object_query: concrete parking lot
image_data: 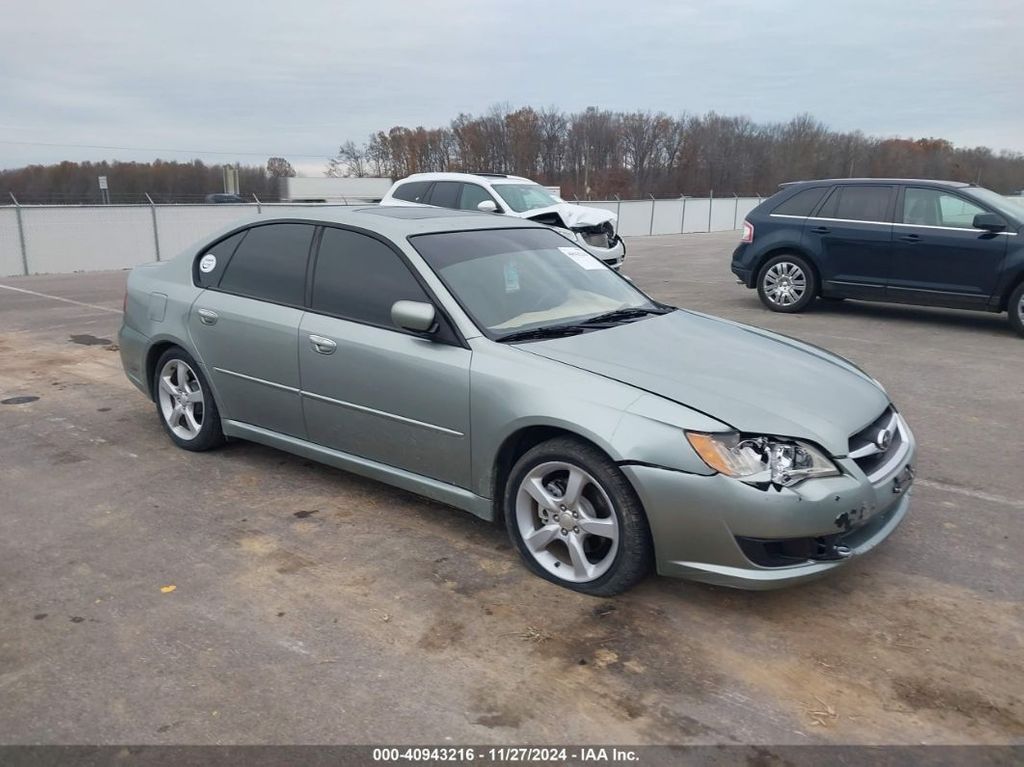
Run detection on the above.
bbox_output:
[1,231,1021,746]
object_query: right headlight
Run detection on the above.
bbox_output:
[685,431,840,487]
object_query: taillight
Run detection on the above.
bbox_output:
[741,220,754,243]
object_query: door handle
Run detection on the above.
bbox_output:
[810,226,830,234]
[197,308,218,325]
[308,334,337,355]
[899,234,921,243]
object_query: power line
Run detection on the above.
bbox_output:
[0,139,330,159]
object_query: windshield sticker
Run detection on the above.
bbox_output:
[199,254,217,273]
[558,246,604,270]
[504,261,520,293]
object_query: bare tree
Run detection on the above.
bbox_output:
[311,104,1024,198]
[266,157,296,178]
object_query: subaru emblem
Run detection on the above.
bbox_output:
[875,428,893,451]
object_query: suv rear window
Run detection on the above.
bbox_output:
[428,181,461,209]
[772,187,827,217]
[816,185,892,222]
[391,181,430,203]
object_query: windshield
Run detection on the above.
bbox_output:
[967,186,1023,223]
[492,183,562,213]
[410,228,659,338]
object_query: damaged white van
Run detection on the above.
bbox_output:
[380,172,626,268]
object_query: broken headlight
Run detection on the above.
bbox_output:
[685,432,839,487]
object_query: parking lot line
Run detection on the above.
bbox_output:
[0,282,123,314]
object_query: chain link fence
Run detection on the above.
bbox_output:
[1,195,754,276]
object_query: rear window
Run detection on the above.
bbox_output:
[428,181,461,209]
[816,185,892,222]
[391,181,430,203]
[217,223,314,306]
[772,187,827,217]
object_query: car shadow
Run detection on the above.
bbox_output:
[809,297,1013,336]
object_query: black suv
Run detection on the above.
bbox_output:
[731,179,1024,337]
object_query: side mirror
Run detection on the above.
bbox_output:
[391,300,436,334]
[477,199,499,213]
[973,212,1006,231]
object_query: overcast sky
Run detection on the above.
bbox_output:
[1,0,1020,175]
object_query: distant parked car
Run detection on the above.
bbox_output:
[205,193,246,204]
[732,179,1024,336]
[380,172,625,268]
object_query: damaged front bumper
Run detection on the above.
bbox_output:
[571,230,625,269]
[621,434,916,589]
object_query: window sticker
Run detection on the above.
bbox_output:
[199,253,217,273]
[558,246,604,270]
[504,261,520,293]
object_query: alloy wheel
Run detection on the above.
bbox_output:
[515,461,619,583]
[763,261,807,307]
[157,359,205,440]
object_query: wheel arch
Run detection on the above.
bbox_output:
[490,424,617,525]
[144,340,182,400]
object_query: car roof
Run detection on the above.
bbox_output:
[233,205,545,237]
[781,178,972,189]
[396,172,537,186]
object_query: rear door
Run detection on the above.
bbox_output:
[808,184,896,299]
[887,186,1008,307]
[188,222,315,438]
[298,226,472,486]
[424,181,461,210]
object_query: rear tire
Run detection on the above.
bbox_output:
[153,347,225,452]
[1009,282,1024,338]
[757,254,818,313]
[504,437,653,596]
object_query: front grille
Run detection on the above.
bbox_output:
[848,407,904,481]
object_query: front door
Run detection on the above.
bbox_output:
[808,184,896,299]
[298,226,472,487]
[887,186,1008,308]
[188,223,315,438]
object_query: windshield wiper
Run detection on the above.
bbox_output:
[579,306,673,326]
[497,324,589,343]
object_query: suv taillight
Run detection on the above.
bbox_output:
[741,220,754,243]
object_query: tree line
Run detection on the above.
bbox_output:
[0,159,292,204]
[330,105,1024,199]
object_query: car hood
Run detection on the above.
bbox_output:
[524,202,617,230]
[520,310,889,456]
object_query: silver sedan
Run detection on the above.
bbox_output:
[119,206,915,595]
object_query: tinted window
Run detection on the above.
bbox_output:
[816,185,891,222]
[772,187,827,216]
[903,187,986,229]
[428,181,461,209]
[195,230,246,288]
[392,181,430,203]
[217,224,313,305]
[459,183,495,211]
[311,228,429,327]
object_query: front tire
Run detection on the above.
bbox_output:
[757,254,818,313]
[153,347,225,451]
[1009,282,1024,338]
[504,437,653,596]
